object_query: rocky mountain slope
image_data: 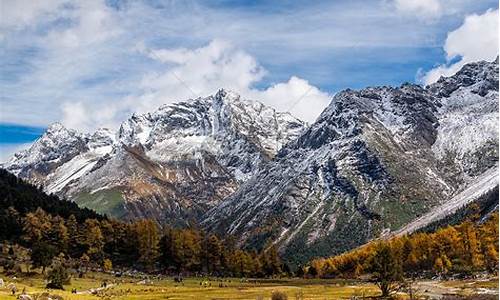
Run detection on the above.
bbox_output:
[203,59,499,265]
[3,59,498,266]
[2,89,305,224]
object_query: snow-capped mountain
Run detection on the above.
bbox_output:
[4,123,90,186]
[3,59,498,266]
[202,59,499,265]
[3,89,305,223]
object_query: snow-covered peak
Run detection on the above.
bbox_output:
[290,83,438,152]
[116,90,305,153]
[4,122,88,179]
[428,59,498,179]
[428,58,499,98]
[214,88,241,103]
[88,128,115,149]
[45,122,67,134]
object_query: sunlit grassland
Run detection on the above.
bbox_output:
[0,272,497,299]
[0,272,381,300]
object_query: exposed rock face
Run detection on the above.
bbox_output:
[2,89,305,224]
[4,123,90,186]
[3,59,498,266]
[202,59,499,265]
[428,59,499,181]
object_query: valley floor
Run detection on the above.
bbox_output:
[0,273,498,299]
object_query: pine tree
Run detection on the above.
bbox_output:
[50,215,69,254]
[262,246,282,276]
[65,214,81,258]
[135,219,160,271]
[83,219,104,263]
[206,234,223,274]
[46,262,70,290]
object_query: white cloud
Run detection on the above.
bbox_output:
[0,0,65,29]
[421,9,499,84]
[44,1,119,49]
[393,0,442,18]
[60,40,331,129]
[1,0,496,131]
[142,40,266,98]
[247,77,330,122]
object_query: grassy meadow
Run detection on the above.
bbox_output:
[0,271,498,300]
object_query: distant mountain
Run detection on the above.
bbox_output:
[2,89,305,224]
[3,59,498,267]
[202,59,499,266]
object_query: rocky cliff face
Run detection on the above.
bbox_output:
[3,89,305,224]
[3,59,498,265]
[4,123,90,186]
[202,59,499,265]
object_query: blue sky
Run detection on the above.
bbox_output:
[0,0,499,161]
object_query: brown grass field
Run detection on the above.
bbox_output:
[0,271,498,300]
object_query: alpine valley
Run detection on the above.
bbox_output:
[3,58,499,266]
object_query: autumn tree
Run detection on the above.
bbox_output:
[135,219,160,271]
[31,241,57,274]
[22,208,51,245]
[262,246,282,276]
[65,214,82,258]
[368,243,404,298]
[82,219,104,263]
[205,234,223,274]
[479,213,499,273]
[49,215,69,254]
[103,258,113,272]
[458,221,484,271]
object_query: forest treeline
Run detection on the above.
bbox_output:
[0,169,284,277]
[304,211,499,280]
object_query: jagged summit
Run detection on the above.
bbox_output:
[4,90,306,223]
[3,60,497,266]
[429,58,499,98]
[45,122,67,133]
[214,88,241,101]
[203,58,499,266]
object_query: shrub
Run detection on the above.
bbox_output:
[46,264,70,290]
[271,290,288,300]
[103,259,112,272]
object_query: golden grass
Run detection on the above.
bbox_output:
[0,272,497,300]
[0,273,380,300]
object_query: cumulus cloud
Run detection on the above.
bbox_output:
[420,9,499,84]
[142,40,266,98]
[136,40,331,123]
[44,1,119,49]
[247,77,330,122]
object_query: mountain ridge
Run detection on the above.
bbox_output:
[3,59,498,267]
[202,58,499,266]
[3,89,306,223]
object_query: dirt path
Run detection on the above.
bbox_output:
[415,281,460,299]
[76,283,116,294]
[415,280,499,299]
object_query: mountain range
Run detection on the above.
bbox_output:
[3,58,498,266]
[3,89,305,224]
